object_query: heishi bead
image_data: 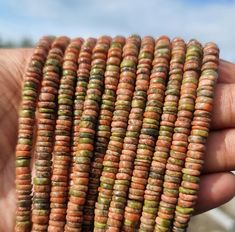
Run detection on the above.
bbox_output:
[172,42,219,232]
[94,35,141,232]
[65,36,111,232]
[155,39,203,232]
[139,38,186,232]
[69,37,97,185]
[47,38,83,231]
[106,36,155,231]
[15,36,54,232]
[82,36,126,231]
[123,36,171,231]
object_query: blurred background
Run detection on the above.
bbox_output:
[0,0,235,62]
[1,0,234,231]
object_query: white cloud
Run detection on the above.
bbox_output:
[0,0,235,61]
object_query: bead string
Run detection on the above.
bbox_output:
[15,36,54,232]
[15,35,219,232]
[32,36,70,231]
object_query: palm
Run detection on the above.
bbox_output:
[0,49,32,232]
[0,50,234,232]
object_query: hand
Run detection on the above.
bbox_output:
[0,50,234,231]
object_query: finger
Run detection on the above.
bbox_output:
[218,59,235,84]
[211,83,235,129]
[194,172,235,215]
[203,129,235,173]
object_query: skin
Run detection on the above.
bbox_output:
[0,49,234,231]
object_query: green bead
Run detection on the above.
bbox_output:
[182,174,200,183]
[75,156,90,164]
[100,182,113,190]
[163,188,179,196]
[16,159,30,167]
[145,106,162,114]
[142,205,158,214]
[157,217,171,227]
[165,88,180,96]
[126,131,140,138]
[33,177,50,185]
[16,215,31,222]
[176,205,194,215]
[15,221,31,228]
[112,195,126,203]
[79,132,94,139]
[32,209,50,216]
[160,125,174,132]
[69,189,85,197]
[114,179,129,186]
[18,138,32,145]
[144,199,159,208]
[128,200,142,209]
[46,58,60,66]
[132,99,146,109]
[138,143,153,150]
[121,59,136,68]
[138,51,153,59]
[63,70,75,76]
[143,118,158,125]
[191,129,208,137]
[155,224,169,232]
[98,196,111,205]
[78,137,93,144]
[20,110,34,118]
[94,221,107,229]
[38,108,55,113]
[90,68,104,76]
[124,219,135,226]
[141,128,158,137]
[106,64,120,72]
[179,186,197,195]
[58,98,73,105]
[100,176,115,185]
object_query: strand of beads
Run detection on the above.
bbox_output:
[65,36,111,231]
[106,36,155,232]
[15,36,53,232]
[94,35,141,231]
[31,37,70,231]
[123,36,171,231]
[48,38,83,231]
[83,36,125,231]
[139,37,186,232]
[69,38,96,185]
[172,42,219,232]
[154,39,203,232]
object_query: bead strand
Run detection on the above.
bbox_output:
[94,35,141,231]
[172,42,219,232]
[48,38,83,231]
[65,36,111,231]
[15,36,54,232]
[123,36,171,231]
[106,36,155,232]
[83,36,126,231]
[139,37,186,232]
[69,38,97,185]
[31,36,70,231]
[154,39,203,232]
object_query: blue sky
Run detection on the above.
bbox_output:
[0,0,235,61]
